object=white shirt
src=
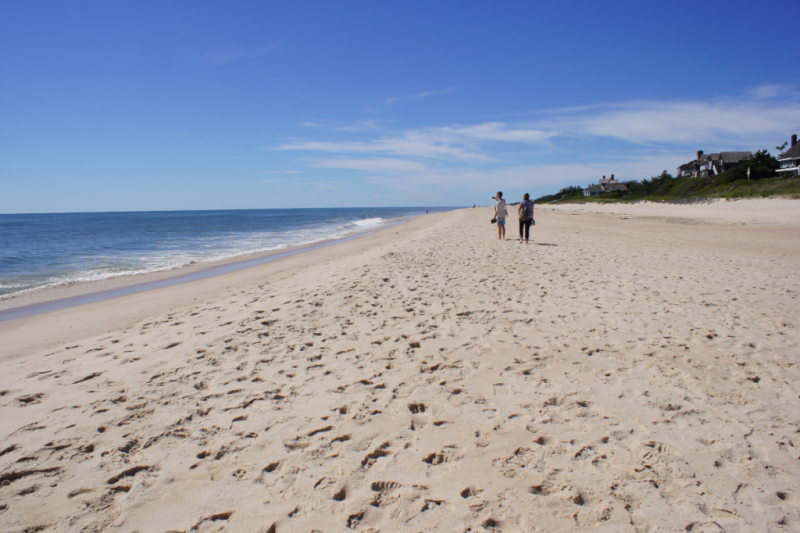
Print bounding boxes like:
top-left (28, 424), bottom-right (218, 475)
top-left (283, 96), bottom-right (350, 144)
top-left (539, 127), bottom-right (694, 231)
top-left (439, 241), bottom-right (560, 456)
top-left (495, 199), bottom-right (508, 218)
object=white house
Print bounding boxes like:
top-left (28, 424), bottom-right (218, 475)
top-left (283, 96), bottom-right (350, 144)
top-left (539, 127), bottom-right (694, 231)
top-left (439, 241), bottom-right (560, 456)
top-left (777, 135), bottom-right (800, 176)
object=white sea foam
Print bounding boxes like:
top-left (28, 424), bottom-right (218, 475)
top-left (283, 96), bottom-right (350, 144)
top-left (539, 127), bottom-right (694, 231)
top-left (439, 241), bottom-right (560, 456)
top-left (0, 215), bottom-right (396, 300)
top-left (348, 217), bottom-right (385, 229)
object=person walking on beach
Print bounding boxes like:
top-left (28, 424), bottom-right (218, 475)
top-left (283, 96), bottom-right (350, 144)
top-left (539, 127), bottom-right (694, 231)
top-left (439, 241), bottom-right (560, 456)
top-left (494, 191), bottom-right (507, 241)
top-left (518, 193), bottom-right (534, 244)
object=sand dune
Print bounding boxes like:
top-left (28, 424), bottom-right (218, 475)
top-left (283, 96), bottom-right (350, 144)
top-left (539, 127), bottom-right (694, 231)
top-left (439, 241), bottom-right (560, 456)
top-left (1, 205), bottom-right (799, 532)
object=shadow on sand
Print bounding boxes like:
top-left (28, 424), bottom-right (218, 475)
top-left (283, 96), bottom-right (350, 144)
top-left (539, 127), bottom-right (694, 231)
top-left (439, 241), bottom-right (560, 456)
top-left (501, 240), bottom-right (558, 246)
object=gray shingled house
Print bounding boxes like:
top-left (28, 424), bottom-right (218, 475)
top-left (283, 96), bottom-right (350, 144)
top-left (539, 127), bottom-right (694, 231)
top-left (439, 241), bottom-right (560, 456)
top-left (582, 175), bottom-right (629, 196)
top-left (677, 150), bottom-right (752, 178)
top-left (777, 134), bottom-right (800, 176)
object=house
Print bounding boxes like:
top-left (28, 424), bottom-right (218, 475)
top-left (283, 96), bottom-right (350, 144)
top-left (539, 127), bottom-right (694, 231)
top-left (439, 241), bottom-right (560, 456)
top-left (677, 150), bottom-right (752, 178)
top-left (582, 174), bottom-right (629, 196)
top-left (777, 134), bottom-right (800, 176)
top-left (583, 184), bottom-right (604, 196)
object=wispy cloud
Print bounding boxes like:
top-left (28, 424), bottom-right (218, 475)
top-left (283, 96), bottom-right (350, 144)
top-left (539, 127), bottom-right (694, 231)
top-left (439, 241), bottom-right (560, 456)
top-left (278, 138), bottom-right (484, 161)
top-left (314, 158), bottom-right (429, 173)
top-left (435, 123), bottom-right (555, 144)
top-left (534, 88), bottom-right (800, 147)
top-left (384, 87), bottom-right (459, 106)
top-left (278, 122), bottom-right (554, 161)
top-left (359, 153), bottom-right (686, 192)
top-left (301, 119), bottom-right (387, 132)
top-left (745, 84), bottom-right (796, 100)
top-left (208, 44), bottom-right (280, 65)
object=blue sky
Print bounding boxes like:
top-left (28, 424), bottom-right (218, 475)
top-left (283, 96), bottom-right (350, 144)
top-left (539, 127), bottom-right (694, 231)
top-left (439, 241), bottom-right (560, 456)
top-left (2, 1), bottom-right (799, 213)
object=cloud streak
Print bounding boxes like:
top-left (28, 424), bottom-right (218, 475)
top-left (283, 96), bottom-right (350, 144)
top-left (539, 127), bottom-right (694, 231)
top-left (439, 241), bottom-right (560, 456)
top-left (535, 91), bottom-right (800, 147)
top-left (384, 87), bottom-right (459, 106)
top-left (278, 122), bottom-right (555, 161)
top-left (314, 158), bottom-right (429, 173)
top-left (359, 154), bottom-right (687, 192)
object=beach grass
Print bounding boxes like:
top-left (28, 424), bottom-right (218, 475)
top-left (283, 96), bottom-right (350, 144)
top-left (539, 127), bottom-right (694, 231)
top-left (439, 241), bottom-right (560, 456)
top-left (550, 174), bottom-right (800, 204)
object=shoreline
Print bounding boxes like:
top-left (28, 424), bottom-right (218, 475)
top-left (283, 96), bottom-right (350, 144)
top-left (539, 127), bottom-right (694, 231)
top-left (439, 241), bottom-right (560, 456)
top-left (0, 216), bottom-right (412, 321)
top-left (0, 211), bottom-right (448, 361)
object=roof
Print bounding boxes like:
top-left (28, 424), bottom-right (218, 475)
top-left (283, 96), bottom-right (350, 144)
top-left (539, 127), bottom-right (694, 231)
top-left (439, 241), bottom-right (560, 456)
top-left (679, 151), bottom-right (752, 169)
top-left (606, 183), bottom-right (629, 192)
top-left (778, 142), bottom-right (800, 161)
top-left (719, 151), bottom-right (752, 163)
top-left (584, 185), bottom-right (604, 192)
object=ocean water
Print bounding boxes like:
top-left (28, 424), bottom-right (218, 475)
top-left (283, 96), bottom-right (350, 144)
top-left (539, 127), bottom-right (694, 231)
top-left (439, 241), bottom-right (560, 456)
top-left (0, 207), bottom-right (454, 299)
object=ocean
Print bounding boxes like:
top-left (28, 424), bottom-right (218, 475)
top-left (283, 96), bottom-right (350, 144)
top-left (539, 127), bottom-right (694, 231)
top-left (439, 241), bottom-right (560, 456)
top-left (0, 207), bottom-right (455, 300)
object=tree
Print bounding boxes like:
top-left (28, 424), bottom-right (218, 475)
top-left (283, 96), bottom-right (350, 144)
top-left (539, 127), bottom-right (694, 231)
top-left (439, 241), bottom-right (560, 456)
top-left (720, 150), bottom-right (779, 182)
top-left (638, 170), bottom-right (674, 195)
top-left (621, 180), bottom-right (643, 195)
top-left (534, 185), bottom-right (584, 203)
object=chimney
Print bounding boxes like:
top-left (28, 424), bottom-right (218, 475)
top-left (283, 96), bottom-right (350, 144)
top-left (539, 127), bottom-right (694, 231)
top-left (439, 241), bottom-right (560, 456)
top-left (610, 174), bottom-right (615, 181)
top-left (697, 150), bottom-right (703, 160)
top-left (792, 134), bottom-right (797, 147)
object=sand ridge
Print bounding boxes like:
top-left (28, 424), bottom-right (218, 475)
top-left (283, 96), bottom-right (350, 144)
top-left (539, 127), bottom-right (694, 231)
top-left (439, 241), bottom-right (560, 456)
top-left (1, 207), bottom-right (799, 532)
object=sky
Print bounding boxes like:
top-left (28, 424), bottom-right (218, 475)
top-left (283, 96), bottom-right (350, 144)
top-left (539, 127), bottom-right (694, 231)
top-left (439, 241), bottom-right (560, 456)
top-left (2, 1), bottom-right (800, 213)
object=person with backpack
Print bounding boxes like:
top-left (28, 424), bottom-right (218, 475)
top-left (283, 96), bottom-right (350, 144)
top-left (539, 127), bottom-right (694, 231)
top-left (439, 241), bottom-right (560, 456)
top-left (518, 193), bottom-right (534, 244)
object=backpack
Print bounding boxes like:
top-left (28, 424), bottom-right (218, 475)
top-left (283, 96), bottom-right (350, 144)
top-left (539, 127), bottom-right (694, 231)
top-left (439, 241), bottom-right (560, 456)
top-left (520, 200), bottom-right (533, 221)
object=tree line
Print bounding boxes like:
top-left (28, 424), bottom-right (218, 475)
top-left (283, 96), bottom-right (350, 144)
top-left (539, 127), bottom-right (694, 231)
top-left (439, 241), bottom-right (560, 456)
top-left (534, 150), bottom-right (782, 203)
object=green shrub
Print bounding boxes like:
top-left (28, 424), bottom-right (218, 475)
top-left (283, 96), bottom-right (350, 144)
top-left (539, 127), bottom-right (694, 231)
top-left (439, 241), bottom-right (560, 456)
top-left (716, 149), bottom-right (779, 182)
top-left (535, 185), bottom-right (584, 203)
top-left (532, 151), bottom-right (786, 204)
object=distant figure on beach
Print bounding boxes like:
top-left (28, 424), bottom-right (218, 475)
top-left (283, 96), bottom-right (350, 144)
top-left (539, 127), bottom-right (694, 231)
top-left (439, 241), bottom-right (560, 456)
top-left (493, 191), bottom-right (507, 241)
top-left (426, 210), bottom-right (428, 214)
top-left (518, 193), bottom-right (534, 244)
top-left (473, 204), bottom-right (476, 209)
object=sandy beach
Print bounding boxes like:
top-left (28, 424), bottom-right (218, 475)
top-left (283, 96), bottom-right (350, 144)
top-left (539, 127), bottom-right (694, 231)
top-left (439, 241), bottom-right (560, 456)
top-left (540, 197), bottom-right (800, 226)
top-left (1, 201), bottom-right (799, 532)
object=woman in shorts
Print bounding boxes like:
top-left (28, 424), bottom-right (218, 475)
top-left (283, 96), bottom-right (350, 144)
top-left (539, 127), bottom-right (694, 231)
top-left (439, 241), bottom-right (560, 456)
top-left (494, 191), bottom-right (507, 241)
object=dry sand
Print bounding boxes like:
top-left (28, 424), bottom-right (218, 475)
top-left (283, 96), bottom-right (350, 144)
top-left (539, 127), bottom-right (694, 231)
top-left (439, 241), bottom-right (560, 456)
top-left (1, 202), bottom-right (799, 532)
top-left (540, 197), bottom-right (800, 226)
